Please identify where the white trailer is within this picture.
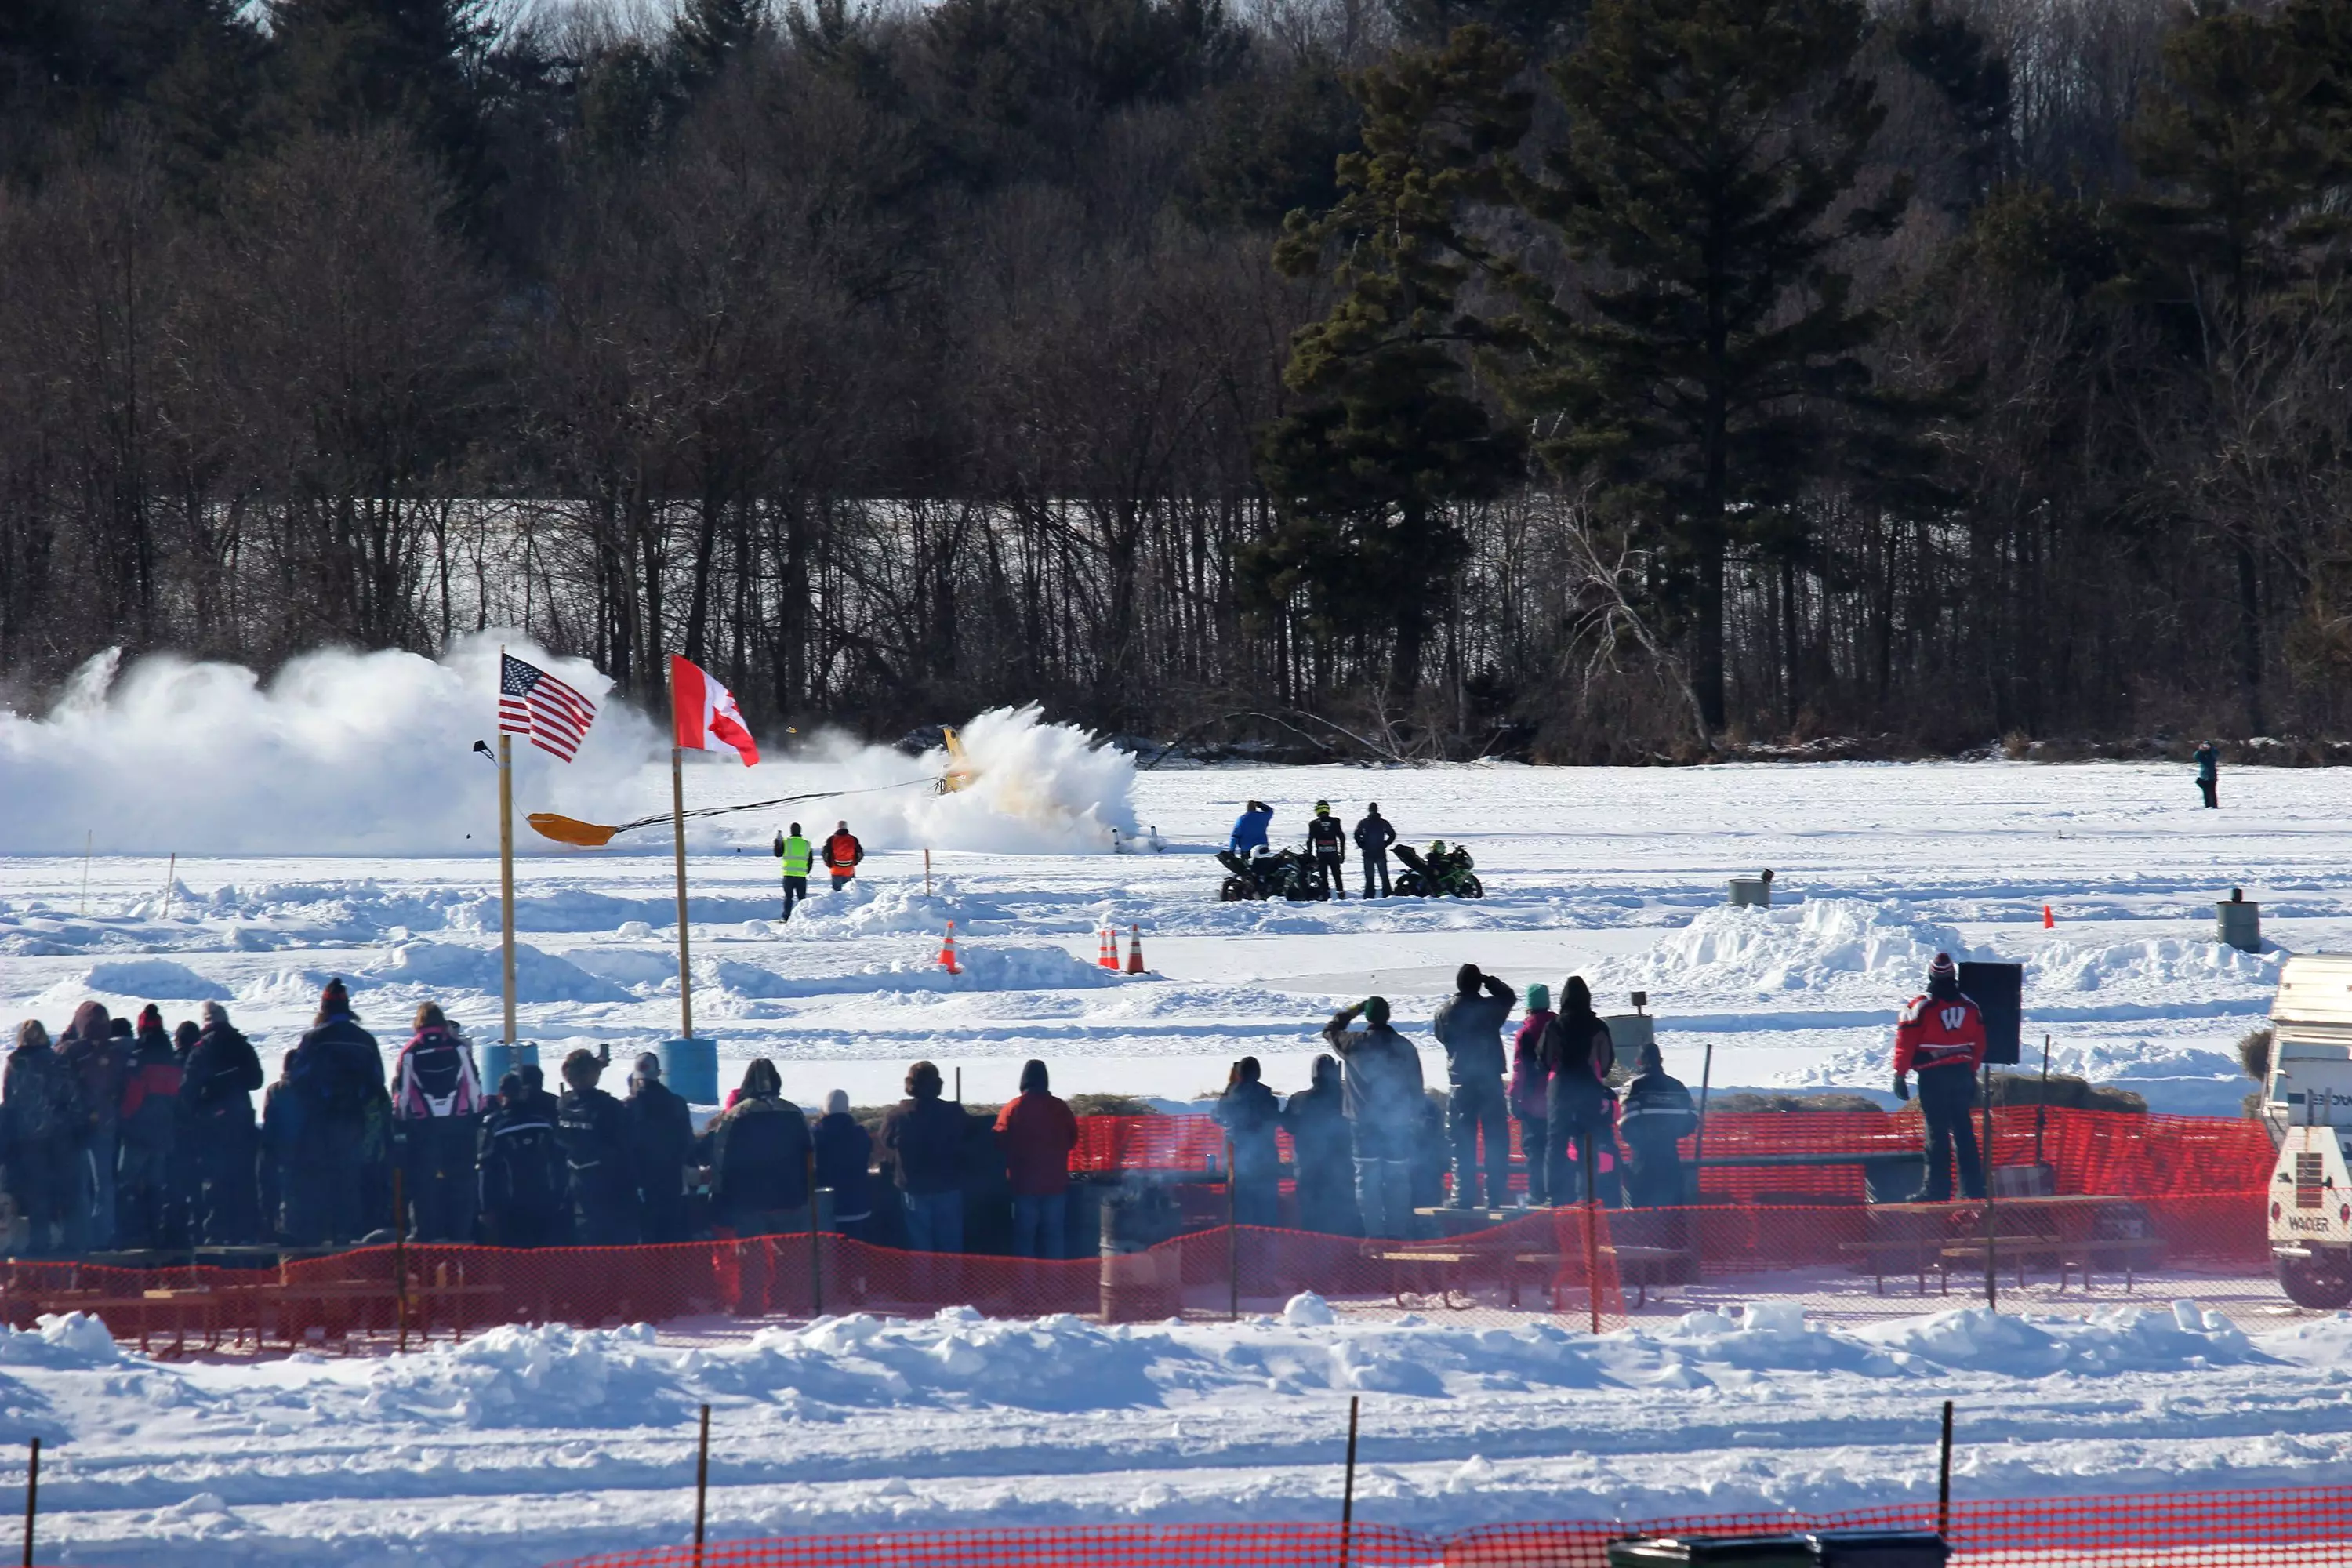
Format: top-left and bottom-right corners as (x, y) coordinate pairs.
(2262, 955), (2352, 1308)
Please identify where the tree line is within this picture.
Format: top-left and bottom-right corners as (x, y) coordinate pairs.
(5, 0), (2352, 758)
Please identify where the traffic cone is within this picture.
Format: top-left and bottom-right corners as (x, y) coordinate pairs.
(1126, 924), (1146, 975)
(1098, 927), (1118, 970)
(2042, 904), (2054, 930)
(939, 921), (961, 975)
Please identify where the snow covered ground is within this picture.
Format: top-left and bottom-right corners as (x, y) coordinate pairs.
(5, 645), (2350, 1562)
(4, 1298), (2348, 1565)
(0, 744), (2328, 1113)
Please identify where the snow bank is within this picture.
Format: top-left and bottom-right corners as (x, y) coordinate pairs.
(1617, 898), (1980, 993)
(51, 958), (229, 1002)
(2031, 935), (2284, 993)
(364, 941), (634, 1004)
(0, 635), (659, 855)
(700, 944), (1125, 999)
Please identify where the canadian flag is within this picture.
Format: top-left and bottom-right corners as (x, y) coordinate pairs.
(670, 655), (760, 765)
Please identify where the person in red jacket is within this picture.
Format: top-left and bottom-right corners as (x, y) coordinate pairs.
(823, 821), (865, 892)
(993, 1059), (1078, 1258)
(1893, 951), (1987, 1202)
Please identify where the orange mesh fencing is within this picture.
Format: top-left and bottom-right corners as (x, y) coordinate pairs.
(541, 1485), (2352, 1566)
(0, 1110), (2291, 1354)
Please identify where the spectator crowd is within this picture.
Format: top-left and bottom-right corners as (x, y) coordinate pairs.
(2, 967), (1699, 1260)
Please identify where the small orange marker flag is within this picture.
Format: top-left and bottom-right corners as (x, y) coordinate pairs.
(939, 921), (961, 975)
(1126, 924), (1146, 975)
(2042, 904), (2054, 929)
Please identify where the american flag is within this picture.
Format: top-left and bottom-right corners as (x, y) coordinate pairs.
(499, 653), (597, 760)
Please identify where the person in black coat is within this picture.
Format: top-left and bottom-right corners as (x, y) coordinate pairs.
(114, 1007), (183, 1249)
(179, 1003), (263, 1243)
(554, 1047), (636, 1244)
(1617, 1043), (1699, 1208)
(812, 1089), (873, 1238)
(3, 1022), (74, 1254)
(1541, 978), (1617, 1207)
(1352, 804), (1397, 898)
(283, 980), (384, 1244)
(1282, 1054), (1357, 1236)
(708, 1059), (811, 1235)
(1211, 1058), (1283, 1228)
(622, 1054), (696, 1243)
(881, 1060), (970, 1255)
(478, 1072), (568, 1247)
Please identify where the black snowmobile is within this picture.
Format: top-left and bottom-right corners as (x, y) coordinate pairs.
(1393, 840), (1483, 898)
(1216, 845), (1330, 902)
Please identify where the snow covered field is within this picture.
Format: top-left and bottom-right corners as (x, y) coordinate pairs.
(0, 740), (2325, 1114)
(4, 1298), (2349, 1565)
(3, 646), (2350, 1563)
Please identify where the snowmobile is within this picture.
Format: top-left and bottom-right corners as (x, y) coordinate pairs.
(1215, 846), (1330, 902)
(2259, 954), (2352, 1308)
(1392, 840), (1484, 899)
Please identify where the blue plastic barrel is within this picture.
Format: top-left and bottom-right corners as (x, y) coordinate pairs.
(659, 1036), (720, 1106)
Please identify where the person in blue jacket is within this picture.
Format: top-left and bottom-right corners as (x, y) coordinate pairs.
(1229, 800), (1274, 855)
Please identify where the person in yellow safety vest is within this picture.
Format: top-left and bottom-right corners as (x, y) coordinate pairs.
(822, 820), (864, 891)
(771, 822), (814, 921)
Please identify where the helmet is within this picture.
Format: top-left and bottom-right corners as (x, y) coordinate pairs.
(1316, 800), (1330, 813)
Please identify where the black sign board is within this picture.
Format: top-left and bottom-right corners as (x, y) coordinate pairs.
(1958, 960), (2023, 1065)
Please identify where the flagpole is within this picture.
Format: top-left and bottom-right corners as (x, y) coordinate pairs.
(670, 661), (693, 1042)
(499, 647), (517, 1048)
(500, 734), (517, 1046)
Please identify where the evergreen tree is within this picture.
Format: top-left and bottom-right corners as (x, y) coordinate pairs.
(1512, 0), (1905, 735)
(1249, 25), (1530, 708)
(673, 0), (769, 95)
(2118, 2), (2345, 735)
(267, 0), (495, 187)
(1892, 0), (2010, 215)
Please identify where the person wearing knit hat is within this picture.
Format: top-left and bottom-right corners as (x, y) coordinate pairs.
(282, 976), (384, 1244)
(622, 1049), (695, 1242)
(813, 1088), (874, 1238)
(1510, 982), (1557, 1204)
(1893, 950), (1987, 1201)
(554, 1046), (636, 1243)
(1319, 994), (1425, 1236)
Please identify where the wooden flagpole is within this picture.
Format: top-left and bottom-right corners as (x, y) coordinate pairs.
(670, 660), (694, 1042)
(499, 648), (519, 1047)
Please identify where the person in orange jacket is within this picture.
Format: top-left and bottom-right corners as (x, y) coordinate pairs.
(823, 820), (864, 891)
(1893, 951), (1987, 1202)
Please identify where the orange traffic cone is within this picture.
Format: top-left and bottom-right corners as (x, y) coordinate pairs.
(1126, 924), (1146, 975)
(939, 921), (961, 975)
(1098, 927), (1118, 970)
(2042, 904), (2054, 929)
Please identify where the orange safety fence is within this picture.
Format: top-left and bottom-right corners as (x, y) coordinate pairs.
(0, 1111), (2290, 1354)
(1073, 1108), (2274, 1203)
(542, 1485), (2352, 1566)
(0, 1187), (2304, 1353)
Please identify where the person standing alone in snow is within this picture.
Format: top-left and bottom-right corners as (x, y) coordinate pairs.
(1353, 804), (1395, 898)
(823, 821), (864, 891)
(772, 822), (814, 919)
(2194, 741), (2220, 808)
(1307, 801), (1348, 898)
(1893, 952), (1987, 1201)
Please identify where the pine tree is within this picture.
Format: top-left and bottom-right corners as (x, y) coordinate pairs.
(267, 0), (495, 185)
(1893, 0), (2011, 216)
(1248, 25), (1530, 710)
(672, 0), (768, 94)
(2118, 2), (2345, 735)
(1512, 0), (1905, 735)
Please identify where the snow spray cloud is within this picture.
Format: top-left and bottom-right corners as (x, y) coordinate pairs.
(680, 705), (1138, 856)
(0, 635), (659, 855)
